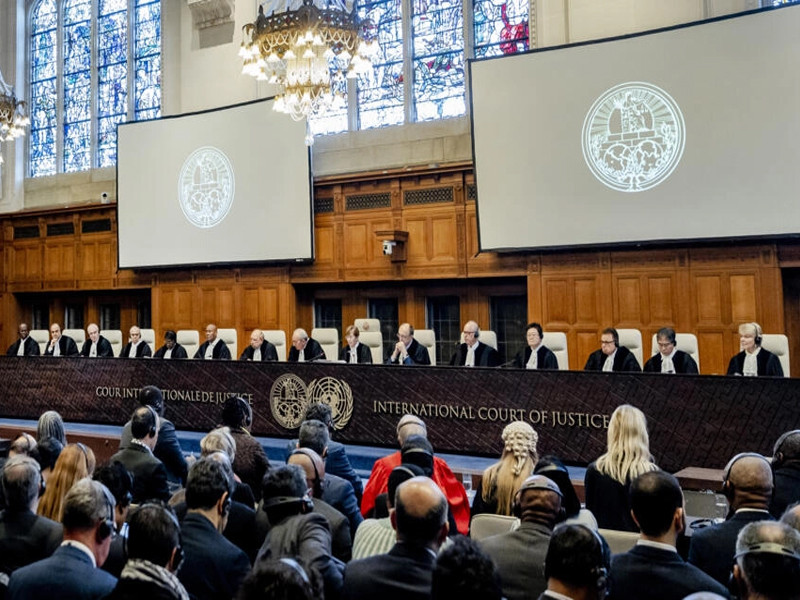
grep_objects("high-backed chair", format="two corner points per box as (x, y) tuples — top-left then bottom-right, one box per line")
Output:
(650, 332), (700, 371)
(104, 329), (123, 357)
(460, 329), (498, 350)
(469, 514), (520, 541)
(616, 328), (643, 369)
(542, 331), (569, 370)
(63, 328), (85, 347)
(359, 330), (384, 363)
(217, 328), (237, 358)
(263, 330), (287, 361)
(760, 333), (790, 377)
(353, 318), (381, 334)
(414, 329), (437, 366)
(30, 330), (49, 354)
(312, 327), (340, 361)
(177, 330), (200, 358)
(140, 328), (156, 354)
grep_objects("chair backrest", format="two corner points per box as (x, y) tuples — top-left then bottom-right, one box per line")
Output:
(760, 333), (790, 377)
(262, 330), (287, 361)
(312, 328), (340, 361)
(217, 328), (237, 358)
(616, 328), (643, 368)
(359, 330), (384, 363)
(598, 528), (640, 555)
(414, 329), (437, 366)
(30, 329), (49, 354)
(63, 328), (85, 346)
(353, 318), (381, 334)
(460, 329), (498, 350)
(469, 514), (520, 541)
(104, 330), (123, 357)
(650, 332), (700, 371)
(177, 330), (200, 358)
(139, 328), (156, 354)
(542, 331), (569, 370)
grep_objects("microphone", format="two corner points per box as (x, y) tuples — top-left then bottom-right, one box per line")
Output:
(498, 358), (518, 369)
(307, 351), (327, 363)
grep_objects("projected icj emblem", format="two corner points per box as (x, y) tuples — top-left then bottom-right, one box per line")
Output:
(581, 82), (685, 193)
(178, 147), (235, 228)
(269, 374), (354, 430)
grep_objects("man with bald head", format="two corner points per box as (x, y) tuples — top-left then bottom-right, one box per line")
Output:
(6, 323), (39, 356)
(239, 328), (278, 362)
(480, 475), (564, 600)
(689, 452), (775, 586)
(387, 323), (431, 365)
(194, 324), (231, 359)
(120, 325), (152, 358)
(360, 414), (471, 535)
(733, 521), (800, 600)
(287, 328), (324, 362)
(770, 429), (800, 518)
(343, 476), (448, 600)
(80, 323), (113, 357)
(43, 323), (79, 357)
(449, 320), (501, 367)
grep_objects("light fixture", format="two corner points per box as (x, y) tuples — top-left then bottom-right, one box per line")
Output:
(241, 0), (377, 140)
(0, 69), (29, 165)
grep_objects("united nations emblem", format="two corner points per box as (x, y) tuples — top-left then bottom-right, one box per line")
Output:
(269, 374), (309, 429)
(581, 82), (685, 193)
(308, 377), (354, 430)
(178, 147), (235, 228)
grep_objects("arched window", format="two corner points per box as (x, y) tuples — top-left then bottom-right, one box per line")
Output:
(29, 0), (161, 177)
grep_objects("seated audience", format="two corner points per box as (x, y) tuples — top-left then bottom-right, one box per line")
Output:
(610, 470), (728, 599)
(340, 325), (372, 364)
(43, 323), (79, 357)
(386, 323), (431, 365)
(200, 427), (255, 506)
(584, 327), (641, 372)
(194, 324), (231, 360)
(6, 323), (39, 356)
(432, 535), (503, 600)
(288, 328), (324, 362)
(94, 462), (134, 578)
(644, 327), (699, 374)
(781, 502), (800, 531)
(513, 322), (559, 370)
(36, 410), (67, 446)
(689, 452), (774, 586)
(727, 322), (783, 377)
(541, 523), (611, 600)
(449, 320), (501, 367)
(236, 558), (321, 600)
(770, 429), (800, 518)
(37, 442), (96, 522)
(7, 432), (37, 459)
(584, 404), (657, 531)
(239, 328), (278, 362)
(7, 479), (117, 600)
(153, 330), (188, 359)
(35, 437), (63, 484)
(472, 420), (538, 517)
(220, 396), (270, 503)
(120, 326), (152, 358)
(80, 323), (113, 357)
(732, 521), (800, 600)
(535, 455), (598, 529)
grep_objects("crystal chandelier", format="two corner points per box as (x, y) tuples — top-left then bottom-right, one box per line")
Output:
(0, 69), (29, 165)
(240, 0), (377, 128)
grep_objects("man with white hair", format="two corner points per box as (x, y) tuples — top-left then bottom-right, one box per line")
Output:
(288, 328), (324, 362)
(239, 328), (278, 362)
(732, 521), (800, 599)
(80, 323), (114, 357)
(449, 320), (501, 367)
(120, 325), (152, 358)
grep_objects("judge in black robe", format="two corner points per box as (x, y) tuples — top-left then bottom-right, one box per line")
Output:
(6, 324), (40, 356)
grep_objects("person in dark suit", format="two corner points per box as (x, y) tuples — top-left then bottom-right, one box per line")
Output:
(540, 524), (611, 600)
(240, 328), (278, 362)
(153, 330), (188, 359)
(80, 323), (114, 357)
(194, 323), (231, 360)
(94, 462), (135, 579)
(732, 521), (800, 600)
(343, 476), (448, 600)
(43, 323), (79, 357)
(513, 322), (559, 370)
(386, 323), (431, 365)
(119, 385), (188, 488)
(220, 396), (271, 503)
(433, 535), (503, 600)
(688, 452), (775, 586)
(119, 326), (152, 358)
(288, 328), (325, 362)
(610, 470), (728, 600)
(480, 475), (564, 600)
(6, 323), (40, 356)
(340, 325), (373, 364)
(584, 327), (641, 372)
(109, 406), (171, 504)
(450, 320), (501, 367)
(178, 458), (250, 600)
(644, 327), (699, 374)
(770, 429), (800, 518)
(7, 478), (118, 600)
(0, 456), (63, 581)
(726, 321), (784, 377)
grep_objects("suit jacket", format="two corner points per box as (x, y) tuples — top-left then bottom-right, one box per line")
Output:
(7, 544), (117, 600)
(771, 462), (800, 518)
(610, 544), (729, 600)
(230, 429), (270, 503)
(43, 335), (79, 357)
(239, 342), (278, 362)
(479, 521), (552, 600)
(179, 512), (250, 600)
(726, 348), (784, 377)
(644, 350), (699, 374)
(288, 338), (325, 362)
(120, 341), (152, 358)
(5, 337), (40, 357)
(326, 441), (363, 502)
(584, 463), (638, 532)
(153, 343), (188, 359)
(322, 473), (363, 538)
(513, 345), (559, 370)
(386, 338), (431, 366)
(194, 339), (231, 360)
(688, 509), (773, 586)
(343, 541), (436, 600)
(109, 443), (170, 504)
(339, 342), (373, 364)
(120, 418), (188, 486)
(175, 499), (259, 564)
(449, 341), (501, 367)
(0, 509), (63, 577)
(79, 335), (114, 358)
(584, 346), (641, 372)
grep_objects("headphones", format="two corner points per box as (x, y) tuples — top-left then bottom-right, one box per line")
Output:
(221, 492), (232, 516)
(773, 430), (800, 466)
(280, 557), (311, 585)
(262, 494), (314, 514)
(96, 487), (116, 542)
(126, 502), (185, 572)
(76, 442), (91, 471)
(512, 475), (566, 522)
(546, 524), (609, 598)
(291, 448), (323, 498)
(144, 405), (158, 438)
(722, 452), (771, 498)
(729, 539), (800, 597)
(237, 397), (253, 429)
(752, 323), (763, 346)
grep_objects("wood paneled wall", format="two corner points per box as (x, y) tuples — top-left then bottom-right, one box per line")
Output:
(0, 163), (795, 375)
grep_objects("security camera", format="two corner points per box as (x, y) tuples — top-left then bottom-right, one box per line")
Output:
(100, 192), (109, 204)
(382, 240), (395, 255)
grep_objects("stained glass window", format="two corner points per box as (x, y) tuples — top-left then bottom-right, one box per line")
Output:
(473, 0), (529, 59)
(63, 0), (92, 173)
(134, 0), (162, 121)
(97, 0), (129, 168)
(29, 0), (58, 177)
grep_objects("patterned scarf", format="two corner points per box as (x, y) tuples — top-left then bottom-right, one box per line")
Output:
(120, 558), (189, 600)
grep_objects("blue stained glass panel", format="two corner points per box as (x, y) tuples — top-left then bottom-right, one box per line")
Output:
(30, 0), (58, 177)
(135, 1), (161, 59)
(98, 2), (128, 167)
(32, 0), (57, 34)
(98, 13), (128, 66)
(98, 115), (124, 167)
(63, 23), (91, 74)
(31, 30), (57, 82)
(473, 0), (528, 58)
(100, 0), (128, 13)
(64, 0), (92, 173)
(134, 55), (161, 120)
(65, 0), (92, 23)
(64, 121), (91, 172)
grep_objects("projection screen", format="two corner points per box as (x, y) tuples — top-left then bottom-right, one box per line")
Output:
(470, 5), (800, 252)
(117, 99), (313, 269)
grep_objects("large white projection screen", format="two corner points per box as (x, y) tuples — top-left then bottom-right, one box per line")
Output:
(117, 99), (313, 269)
(470, 6), (800, 252)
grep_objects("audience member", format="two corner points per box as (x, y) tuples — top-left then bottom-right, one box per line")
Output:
(94, 462), (134, 578)
(194, 324), (231, 360)
(35, 437), (63, 484)
(343, 476), (448, 600)
(386, 323), (431, 365)
(236, 558), (321, 600)
(584, 327), (641, 372)
(240, 328), (278, 362)
(432, 535), (503, 600)
(153, 330), (188, 359)
(6, 323), (39, 356)
(110, 406), (170, 503)
(732, 521), (800, 600)
(644, 327), (699, 374)
(770, 429), (800, 518)
(727, 322), (783, 377)
(220, 396), (270, 502)
(535, 455), (598, 528)
(80, 323), (114, 357)
(7, 479), (117, 600)
(541, 523), (611, 600)
(200, 427), (255, 506)
(609, 471), (728, 599)
(288, 328), (324, 362)
(584, 404), (657, 531)
(120, 325), (152, 358)
(472, 420), (538, 517)
(513, 322), (559, 370)
(36, 410), (67, 446)
(43, 323), (79, 357)
(449, 320), (501, 367)
(303, 402), (362, 501)
(780, 502), (800, 531)
(480, 475), (564, 600)
(37, 442), (95, 522)
(8, 432), (37, 459)
(340, 325), (372, 364)
(688, 452), (774, 586)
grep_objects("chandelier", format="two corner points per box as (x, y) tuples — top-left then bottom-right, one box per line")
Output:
(240, 0), (377, 128)
(0, 70), (29, 165)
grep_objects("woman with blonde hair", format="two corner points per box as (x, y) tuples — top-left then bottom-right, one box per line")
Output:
(584, 404), (658, 531)
(37, 442), (96, 522)
(471, 421), (538, 517)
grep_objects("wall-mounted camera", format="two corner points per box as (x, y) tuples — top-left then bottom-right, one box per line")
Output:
(382, 240), (396, 255)
(100, 192), (110, 204)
